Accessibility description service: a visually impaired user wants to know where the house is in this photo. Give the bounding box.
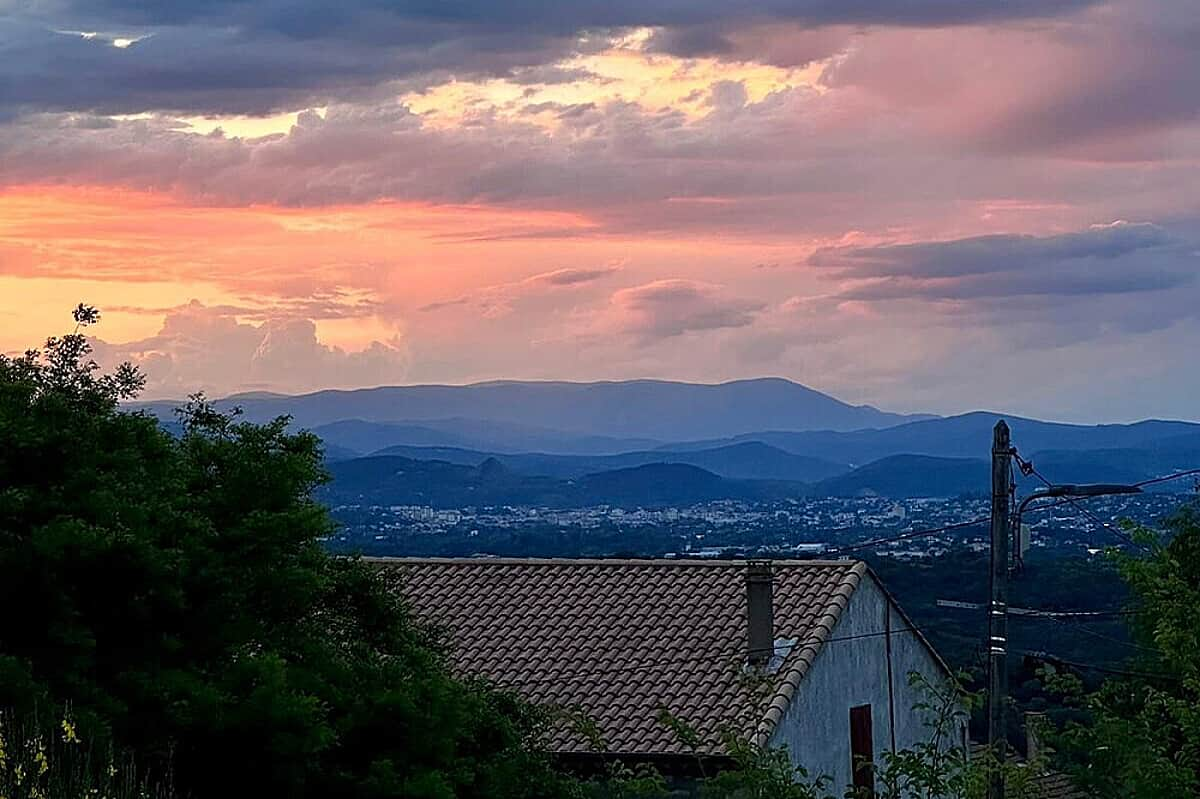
[376,557,963,793]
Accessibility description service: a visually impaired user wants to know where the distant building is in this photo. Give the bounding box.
[375,557,964,794]
[791,542,827,554]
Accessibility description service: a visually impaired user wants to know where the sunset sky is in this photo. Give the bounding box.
[3,0,1198,421]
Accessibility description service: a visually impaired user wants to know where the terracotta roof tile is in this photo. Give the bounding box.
[376,557,866,757]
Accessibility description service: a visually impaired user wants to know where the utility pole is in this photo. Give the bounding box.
[987,420,1012,799]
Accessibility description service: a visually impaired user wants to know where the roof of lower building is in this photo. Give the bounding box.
[374,557,878,758]
[1029,772,1089,799]
[969,744,1090,799]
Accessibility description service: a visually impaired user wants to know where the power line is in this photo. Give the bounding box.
[518,626,923,686]
[1040,614,1163,655]
[813,497,1099,558]
[818,486,1138,557]
[1135,468,1200,489]
[1012,453,1147,551]
[935,600,1138,619]
[980,605,1162,654]
[820,516,989,557]
[1021,650,1177,683]
[798,464,1195,559]
[1019,608,1138,619]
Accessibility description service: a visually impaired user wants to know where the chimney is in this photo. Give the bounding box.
[1024,711,1046,770]
[745,561,775,667]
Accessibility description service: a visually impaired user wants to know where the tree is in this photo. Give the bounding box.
[0,307,573,798]
[1050,502,1200,799]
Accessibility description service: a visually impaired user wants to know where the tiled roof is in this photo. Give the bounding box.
[969,744,1089,799]
[1030,772,1088,799]
[376,558,867,758]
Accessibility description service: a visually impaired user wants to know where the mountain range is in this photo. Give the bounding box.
[136,378,931,441]
[135,379,1200,505]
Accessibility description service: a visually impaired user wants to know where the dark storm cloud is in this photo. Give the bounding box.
[811,222,1174,279]
[6,0,1099,117]
[815,222,1199,302]
[52,0,1099,34]
[0,17,578,116]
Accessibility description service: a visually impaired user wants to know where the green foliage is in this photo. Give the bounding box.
[1050,504,1200,799]
[869,673,978,799]
[867,672,1040,799]
[0,308,573,798]
[0,709,173,799]
[582,761,669,799]
[700,731,833,799]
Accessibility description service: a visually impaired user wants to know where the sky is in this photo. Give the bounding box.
[2,0,1198,422]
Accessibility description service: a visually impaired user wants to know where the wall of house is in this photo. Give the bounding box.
[767,574,964,795]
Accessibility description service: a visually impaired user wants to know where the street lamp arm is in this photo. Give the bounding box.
[1012,482,1144,567]
[1016,482,1142,514]
[1050,483,1143,498]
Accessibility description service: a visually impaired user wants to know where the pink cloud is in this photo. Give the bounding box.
[92,301,409,398]
[599,279,765,344]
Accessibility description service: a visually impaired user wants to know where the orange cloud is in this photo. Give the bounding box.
[0,184,600,351]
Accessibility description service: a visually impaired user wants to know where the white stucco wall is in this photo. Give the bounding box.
[767,573,963,795]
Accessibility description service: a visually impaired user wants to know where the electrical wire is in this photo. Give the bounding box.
[515,610,1162,688]
[1029,613,1164,655]
[811,460,1195,560]
[519,625,923,685]
[818,516,990,557]
[1135,468,1200,489]
[801,463,1196,559]
[1021,650,1178,683]
[934,600,1139,618]
[537,460,1194,690]
[1012,454,1147,551]
[1014,608,1138,619]
[811,490,1120,558]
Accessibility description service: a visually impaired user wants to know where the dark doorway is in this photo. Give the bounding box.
[850,704,875,797]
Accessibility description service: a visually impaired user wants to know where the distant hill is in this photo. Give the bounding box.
[309,418,661,456]
[809,444,1200,499]
[1026,443,1200,489]
[320,455,803,509]
[679,413,1200,465]
[321,442,362,462]
[322,456,570,508]
[814,455,992,498]
[134,378,930,441]
[574,463,783,507]
[369,440,850,482]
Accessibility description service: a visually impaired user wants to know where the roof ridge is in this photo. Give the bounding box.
[366,556,859,567]
[753,560,869,748]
